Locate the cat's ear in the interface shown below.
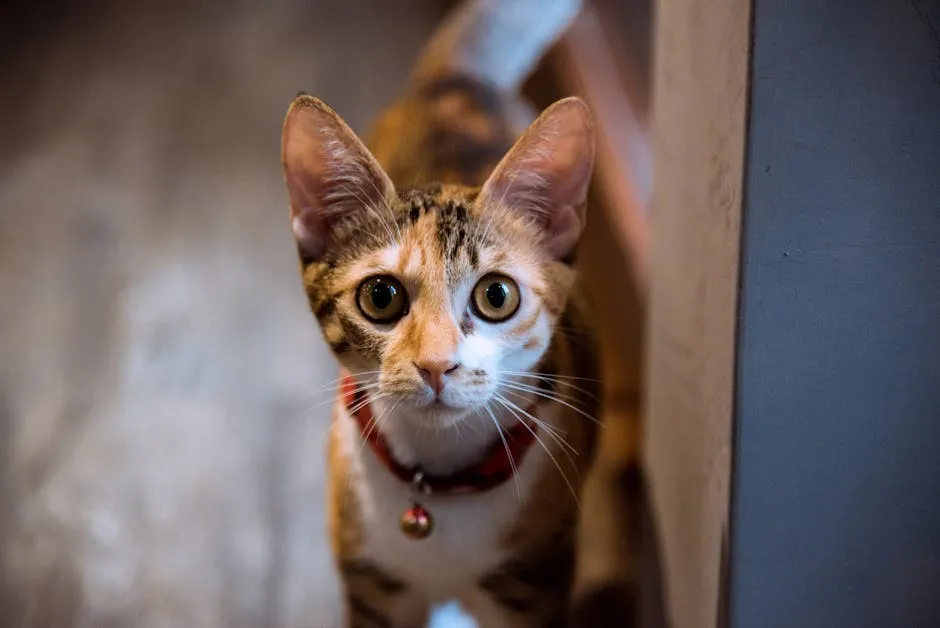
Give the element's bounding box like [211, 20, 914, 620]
[479, 97, 595, 259]
[281, 94, 395, 261]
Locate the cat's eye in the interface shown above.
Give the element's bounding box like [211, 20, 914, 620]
[471, 274, 521, 322]
[357, 275, 409, 324]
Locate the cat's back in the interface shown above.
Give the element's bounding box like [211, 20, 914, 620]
[367, 73, 527, 190]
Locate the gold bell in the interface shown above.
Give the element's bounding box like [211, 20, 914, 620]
[400, 503, 433, 539]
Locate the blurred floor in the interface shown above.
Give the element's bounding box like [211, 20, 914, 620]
[0, 1, 440, 626]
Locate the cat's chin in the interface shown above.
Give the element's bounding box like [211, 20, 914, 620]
[392, 398, 486, 430]
[412, 401, 470, 426]
[372, 388, 495, 431]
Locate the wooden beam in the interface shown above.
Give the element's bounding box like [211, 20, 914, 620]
[642, 0, 752, 625]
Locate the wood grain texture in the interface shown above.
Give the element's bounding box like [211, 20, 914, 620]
[643, 0, 751, 625]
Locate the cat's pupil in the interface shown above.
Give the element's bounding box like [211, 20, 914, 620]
[485, 282, 508, 309]
[371, 282, 395, 310]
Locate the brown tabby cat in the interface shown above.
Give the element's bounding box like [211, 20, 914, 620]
[280, 0, 600, 625]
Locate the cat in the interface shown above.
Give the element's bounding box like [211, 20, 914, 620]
[279, 0, 601, 625]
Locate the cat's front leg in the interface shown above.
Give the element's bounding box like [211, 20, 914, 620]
[339, 558, 428, 628]
[464, 547, 576, 628]
[460, 591, 568, 628]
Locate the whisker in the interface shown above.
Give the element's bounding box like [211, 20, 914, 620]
[340, 382, 384, 394]
[499, 372, 599, 401]
[320, 369, 383, 385]
[335, 382, 383, 398]
[496, 391, 580, 469]
[460, 409, 485, 435]
[493, 395, 580, 509]
[497, 390, 578, 456]
[491, 388, 571, 440]
[347, 389, 384, 416]
[484, 403, 522, 500]
[310, 370, 383, 397]
[313, 382, 383, 410]
[499, 382, 602, 426]
[347, 397, 370, 420]
[501, 380, 592, 409]
[498, 370, 602, 384]
[338, 394, 396, 519]
[357, 395, 396, 459]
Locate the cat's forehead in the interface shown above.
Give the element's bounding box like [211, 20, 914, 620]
[330, 184, 542, 291]
[396, 184, 480, 273]
[396, 184, 479, 219]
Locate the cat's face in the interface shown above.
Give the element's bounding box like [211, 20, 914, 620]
[306, 186, 572, 425]
[282, 95, 594, 428]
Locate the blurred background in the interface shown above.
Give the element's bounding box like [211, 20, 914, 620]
[0, 0, 652, 626]
[0, 1, 445, 625]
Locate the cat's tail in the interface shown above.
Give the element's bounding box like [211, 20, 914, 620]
[412, 0, 583, 92]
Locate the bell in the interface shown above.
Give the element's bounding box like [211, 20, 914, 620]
[400, 503, 433, 539]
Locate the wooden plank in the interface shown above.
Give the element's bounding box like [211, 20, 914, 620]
[642, 0, 752, 625]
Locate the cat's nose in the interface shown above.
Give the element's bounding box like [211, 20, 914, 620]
[414, 360, 460, 397]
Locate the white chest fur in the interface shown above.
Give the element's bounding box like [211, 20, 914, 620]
[332, 399, 559, 601]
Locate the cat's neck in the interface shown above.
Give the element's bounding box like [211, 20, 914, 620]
[362, 397, 522, 477]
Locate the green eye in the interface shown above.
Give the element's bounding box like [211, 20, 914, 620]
[357, 275, 409, 324]
[471, 274, 521, 322]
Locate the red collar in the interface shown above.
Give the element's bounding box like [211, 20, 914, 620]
[341, 375, 537, 494]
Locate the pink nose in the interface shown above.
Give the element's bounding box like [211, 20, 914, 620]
[414, 360, 460, 396]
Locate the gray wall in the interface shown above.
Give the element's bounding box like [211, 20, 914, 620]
[730, 0, 940, 626]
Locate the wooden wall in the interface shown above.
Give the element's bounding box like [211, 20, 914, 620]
[643, 0, 750, 625]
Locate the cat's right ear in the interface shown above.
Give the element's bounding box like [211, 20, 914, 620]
[281, 95, 395, 262]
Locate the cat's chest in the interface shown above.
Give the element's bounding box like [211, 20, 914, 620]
[338, 416, 547, 592]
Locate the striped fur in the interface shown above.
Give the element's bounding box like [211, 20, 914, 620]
[281, 1, 598, 625]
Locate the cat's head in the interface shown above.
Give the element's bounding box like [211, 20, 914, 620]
[281, 94, 594, 428]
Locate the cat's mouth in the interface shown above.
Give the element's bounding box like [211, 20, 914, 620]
[385, 385, 482, 411]
[364, 377, 497, 425]
[408, 394, 484, 425]
[417, 397, 466, 418]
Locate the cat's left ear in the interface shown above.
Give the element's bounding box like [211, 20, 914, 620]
[281, 94, 395, 262]
[479, 97, 595, 259]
